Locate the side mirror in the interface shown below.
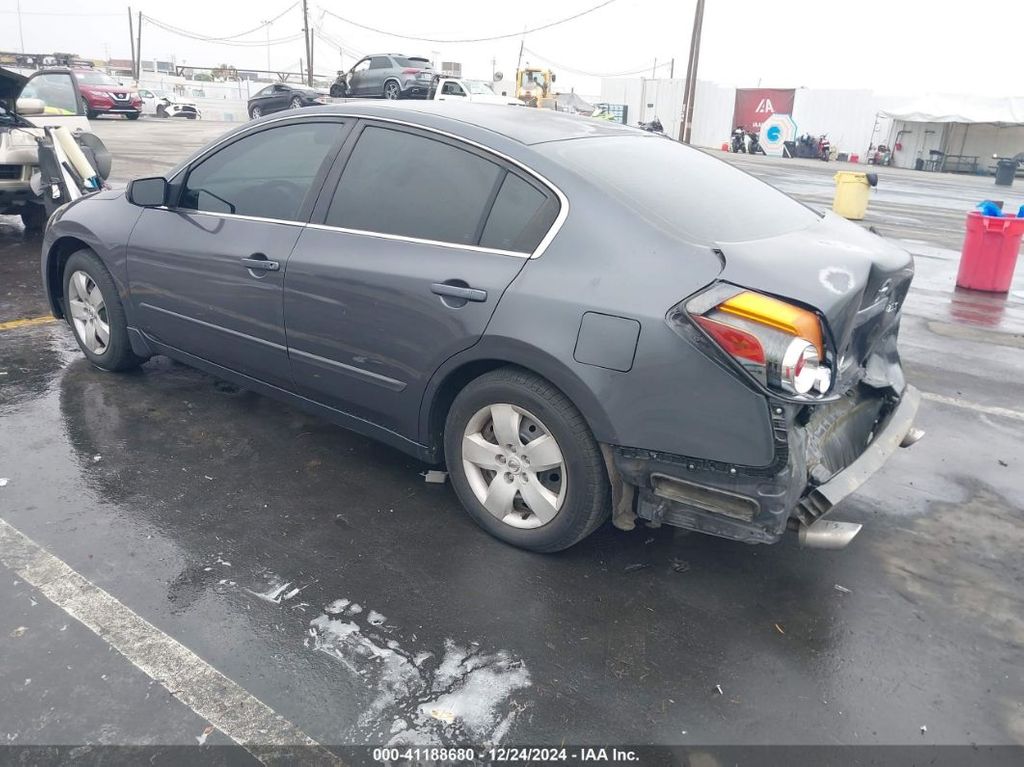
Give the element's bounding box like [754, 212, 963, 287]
[127, 176, 169, 207]
[551, 74, 557, 83]
[16, 97, 45, 115]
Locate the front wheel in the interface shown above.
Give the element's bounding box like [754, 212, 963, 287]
[444, 367, 610, 552]
[63, 249, 146, 372]
[290, 96, 302, 109]
[249, 104, 263, 119]
[125, 112, 141, 120]
[383, 80, 401, 100]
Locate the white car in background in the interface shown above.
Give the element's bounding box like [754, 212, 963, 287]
[138, 88, 201, 119]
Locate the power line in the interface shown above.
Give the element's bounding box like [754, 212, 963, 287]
[319, 0, 620, 44]
[143, 15, 304, 47]
[141, 2, 299, 44]
[0, 10, 121, 16]
[523, 46, 672, 78]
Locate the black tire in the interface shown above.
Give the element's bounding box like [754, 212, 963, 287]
[444, 366, 610, 552]
[329, 83, 347, 98]
[156, 105, 168, 118]
[290, 96, 302, 109]
[125, 112, 141, 120]
[20, 203, 48, 232]
[86, 109, 99, 120]
[62, 249, 146, 372]
[383, 80, 401, 100]
[249, 105, 263, 119]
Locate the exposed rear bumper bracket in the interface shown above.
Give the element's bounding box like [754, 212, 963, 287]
[795, 384, 921, 527]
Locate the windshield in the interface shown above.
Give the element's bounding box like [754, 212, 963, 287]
[539, 136, 819, 244]
[74, 71, 120, 86]
[465, 80, 495, 95]
[394, 57, 431, 69]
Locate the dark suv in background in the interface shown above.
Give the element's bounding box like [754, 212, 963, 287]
[339, 54, 433, 99]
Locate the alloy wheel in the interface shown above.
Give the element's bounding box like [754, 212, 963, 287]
[461, 403, 567, 529]
[290, 97, 302, 109]
[251, 105, 262, 118]
[383, 82, 400, 100]
[67, 270, 110, 355]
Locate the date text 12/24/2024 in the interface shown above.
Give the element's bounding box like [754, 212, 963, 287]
[373, 747, 641, 763]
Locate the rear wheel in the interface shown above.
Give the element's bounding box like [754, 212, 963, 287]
[444, 367, 610, 552]
[290, 96, 302, 109]
[383, 80, 401, 100]
[63, 249, 145, 372]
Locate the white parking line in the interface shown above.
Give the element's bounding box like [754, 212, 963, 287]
[921, 391, 1024, 422]
[0, 517, 339, 764]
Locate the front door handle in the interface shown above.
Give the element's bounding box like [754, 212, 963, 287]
[241, 254, 279, 272]
[430, 282, 487, 302]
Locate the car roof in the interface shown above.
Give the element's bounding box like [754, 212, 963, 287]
[305, 101, 640, 146]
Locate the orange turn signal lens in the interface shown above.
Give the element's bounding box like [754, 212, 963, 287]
[717, 291, 824, 358]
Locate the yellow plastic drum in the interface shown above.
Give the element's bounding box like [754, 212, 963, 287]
[832, 171, 871, 220]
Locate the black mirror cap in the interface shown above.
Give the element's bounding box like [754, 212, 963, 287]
[127, 176, 168, 207]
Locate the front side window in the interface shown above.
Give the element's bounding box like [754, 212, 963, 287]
[180, 121, 341, 221]
[326, 126, 503, 246]
[441, 82, 465, 96]
[352, 59, 370, 73]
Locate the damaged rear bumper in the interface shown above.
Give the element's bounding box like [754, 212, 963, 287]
[612, 384, 922, 547]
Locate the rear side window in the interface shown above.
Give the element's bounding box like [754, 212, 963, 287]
[539, 135, 818, 244]
[480, 172, 558, 252]
[180, 122, 340, 221]
[326, 126, 503, 246]
[370, 57, 391, 69]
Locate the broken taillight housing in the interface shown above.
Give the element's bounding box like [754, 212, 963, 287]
[684, 285, 832, 396]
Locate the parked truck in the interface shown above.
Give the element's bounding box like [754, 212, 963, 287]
[429, 76, 520, 106]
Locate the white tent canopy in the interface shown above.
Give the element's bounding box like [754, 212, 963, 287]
[882, 95, 1024, 126]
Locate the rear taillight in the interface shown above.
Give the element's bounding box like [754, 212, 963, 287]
[402, 68, 422, 74]
[685, 286, 832, 396]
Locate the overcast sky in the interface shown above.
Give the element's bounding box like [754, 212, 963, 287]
[1, 0, 1020, 98]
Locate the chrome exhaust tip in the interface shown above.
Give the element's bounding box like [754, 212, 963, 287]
[799, 520, 863, 549]
[900, 427, 925, 448]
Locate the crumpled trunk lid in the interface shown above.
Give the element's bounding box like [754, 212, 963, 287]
[714, 212, 914, 394]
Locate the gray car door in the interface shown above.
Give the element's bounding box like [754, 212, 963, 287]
[366, 56, 392, 97]
[282, 121, 560, 441]
[127, 118, 350, 389]
[348, 58, 371, 96]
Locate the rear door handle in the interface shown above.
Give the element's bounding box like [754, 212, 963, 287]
[431, 282, 487, 302]
[241, 254, 279, 272]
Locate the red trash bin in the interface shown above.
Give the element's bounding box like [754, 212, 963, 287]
[956, 211, 1024, 292]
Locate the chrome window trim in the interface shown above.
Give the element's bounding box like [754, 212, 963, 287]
[304, 223, 528, 258]
[167, 111, 569, 259]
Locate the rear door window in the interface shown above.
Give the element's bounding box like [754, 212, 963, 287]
[480, 172, 558, 253]
[180, 121, 342, 221]
[325, 125, 503, 247]
[369, 57, 391, 70]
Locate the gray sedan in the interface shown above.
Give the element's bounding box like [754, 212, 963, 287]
[40, 102, 921, 552]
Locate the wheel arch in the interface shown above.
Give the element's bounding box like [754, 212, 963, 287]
[418, 338, 617, 461]
[383, 78, 401, 96]
[44, 235, 94, 318]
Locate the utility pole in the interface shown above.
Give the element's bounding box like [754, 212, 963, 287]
[16, 0, 25, 53]
[136, 11, 143, 80]
[128, 7, 136, 80]
[680, 0, 705, 144]
[652, 58, 657, 79]
[669, 57, 674, 78]
[301, 0, 313, 86]
[262, 20, 271, 74]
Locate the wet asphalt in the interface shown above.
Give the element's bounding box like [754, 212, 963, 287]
[1, 118, 1023, 752]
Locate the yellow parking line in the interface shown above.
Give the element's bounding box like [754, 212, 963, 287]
[0, 316, 57, 331]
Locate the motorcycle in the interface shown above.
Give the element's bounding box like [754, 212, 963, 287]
[638, 117, 664, 134]
[731, 126, 747, 153]
[746, 131, 763, 155]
